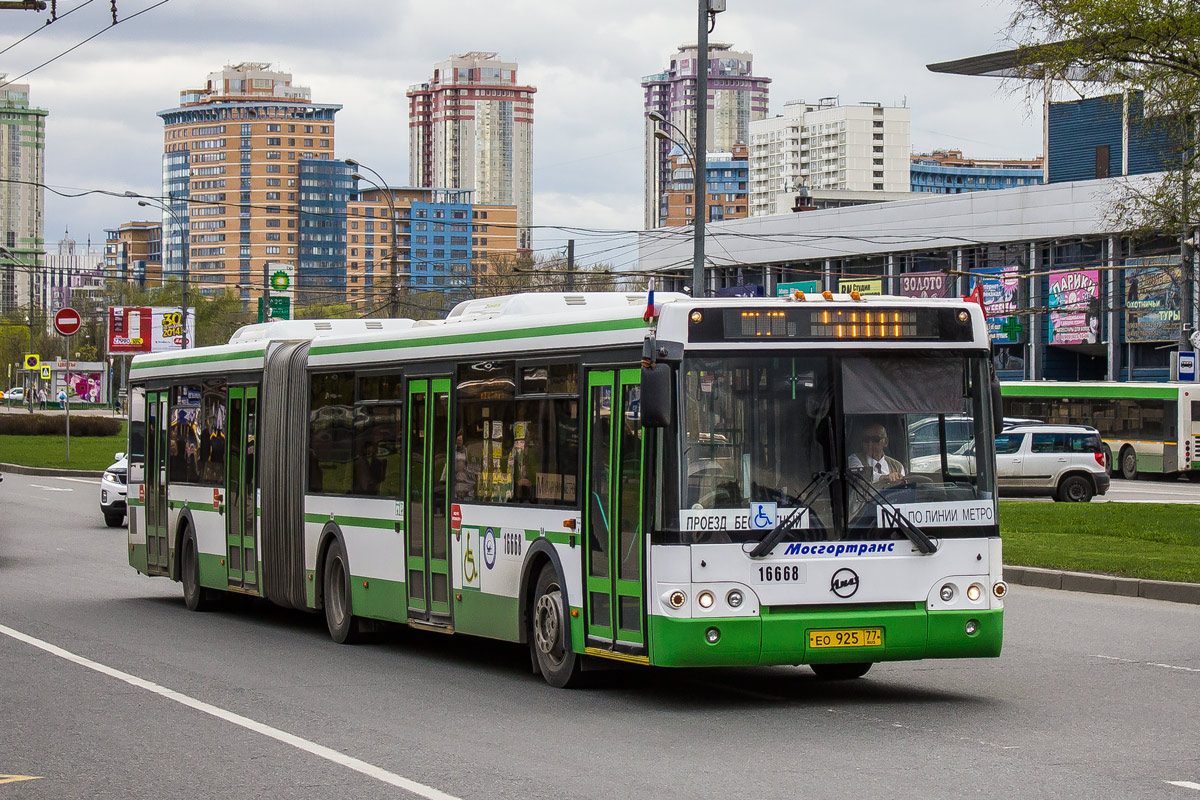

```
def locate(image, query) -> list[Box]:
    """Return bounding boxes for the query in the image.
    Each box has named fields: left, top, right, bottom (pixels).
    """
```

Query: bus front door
left=405, top=378, right=452, bottom=626
left=225, top=386, right=259, bottom=591
left=145, top=390, right=169, bottom=575
left=583, top=368, right=646, bottom=655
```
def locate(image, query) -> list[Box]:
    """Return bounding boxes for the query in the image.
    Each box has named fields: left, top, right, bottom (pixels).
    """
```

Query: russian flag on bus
left=644, top=279, right=661, bottom=322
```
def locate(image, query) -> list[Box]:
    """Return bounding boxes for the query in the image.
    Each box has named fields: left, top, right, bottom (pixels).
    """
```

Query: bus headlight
left=726, top=589, right=744, bottom=608
left=993, top=581, right=1008, bottom=599
left=967, top=583, right=982, bottom=602
left=939, top=583, right=955, bottom=602
left=705, top=627, right=721, bottom=644
left=667, top=590, right=686, bottom=609
left=965, top=619, right=979, bottom=635
left=697, top=590, right=714, bottom=609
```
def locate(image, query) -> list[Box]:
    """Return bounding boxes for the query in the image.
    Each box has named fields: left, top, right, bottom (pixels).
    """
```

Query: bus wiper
left=748, top=470, right=834, bottom=559
left=844, top=470, right=938, bottom=554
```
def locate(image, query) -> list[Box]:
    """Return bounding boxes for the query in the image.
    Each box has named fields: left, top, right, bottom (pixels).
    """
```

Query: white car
left=100, top=453, right=128, bottom=527
left=3, top=387, right=25, bottom=402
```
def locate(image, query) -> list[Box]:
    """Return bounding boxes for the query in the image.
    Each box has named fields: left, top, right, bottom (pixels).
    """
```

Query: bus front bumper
left=647, top=605, right=1003, bottom=668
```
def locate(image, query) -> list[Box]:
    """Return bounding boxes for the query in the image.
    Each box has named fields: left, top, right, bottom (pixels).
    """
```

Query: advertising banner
left=1124, top=256, right=1182, bottom=342
left=776, top=280, right=821, bottom=296
left=898, top=271, right=949, bottom=298
left=67, top=372, right=103, bottom=403
left=107, top=306, right=195, bottom=354
left=1048, top=269, right=1101, bottom=344
left=971, top=267, right=1021, bottom=343
left=838, top=277, right=883, bottom=295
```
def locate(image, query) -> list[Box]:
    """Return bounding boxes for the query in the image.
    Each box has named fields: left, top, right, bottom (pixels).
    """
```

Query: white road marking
left=29, top=484, right=72, bottom=492
left=0, top=623, right=462, bottom=800
left=1094, top=654, right=1200, bottom=673
left=53, top=476, right=98, bottom=485
left=1165, top=781, right=1200, bottom=791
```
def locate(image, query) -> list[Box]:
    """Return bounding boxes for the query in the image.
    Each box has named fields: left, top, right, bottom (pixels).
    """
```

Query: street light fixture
left=345, top=158, right=403, bottom=318
left=125, top=191, right=189, bottom=349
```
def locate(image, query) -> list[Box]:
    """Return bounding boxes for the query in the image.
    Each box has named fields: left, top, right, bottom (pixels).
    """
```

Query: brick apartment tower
left=159, top=63, right=350, bottom=305
left=407, top=53, right=535, bottom=251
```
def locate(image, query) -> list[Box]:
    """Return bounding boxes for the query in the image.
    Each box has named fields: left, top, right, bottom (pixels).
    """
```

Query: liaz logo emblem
left=830, top=568, right=860, bottom=598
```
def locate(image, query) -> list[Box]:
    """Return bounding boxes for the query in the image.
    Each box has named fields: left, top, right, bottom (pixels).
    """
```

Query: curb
left=1004, top=565, right=1200, bottom=605
left=0, top=462, right=103, bottom=478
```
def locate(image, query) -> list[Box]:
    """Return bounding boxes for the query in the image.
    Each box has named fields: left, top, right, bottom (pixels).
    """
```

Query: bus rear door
left=145, top=389, right=169, bottom=575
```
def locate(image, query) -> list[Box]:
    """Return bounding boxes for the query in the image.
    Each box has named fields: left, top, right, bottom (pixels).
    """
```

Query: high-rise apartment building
left=0, top=77, right=47, bottom=314
left=407, top=53, right=535, bottom=250
left=748, top=99, right=911, bottom=217
left=347, top=186, right=518, bottom=314
left=39, top=232, right=105, bottom=318
left=642, top=43, right=770, bottom=229
left=158, top=63, right=346, bottom=304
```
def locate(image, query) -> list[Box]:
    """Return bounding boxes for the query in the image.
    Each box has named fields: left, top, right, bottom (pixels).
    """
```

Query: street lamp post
left=648, top=112, right=704, bottom=295
left=126, top=192, right=189, bottom=349
left=0, top=245, right=37, bottom=413
left=345, top=159, right=402, bottom=318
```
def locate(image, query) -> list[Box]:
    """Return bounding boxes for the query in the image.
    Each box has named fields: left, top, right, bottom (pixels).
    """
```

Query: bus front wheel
left=323, top=539, right=360, bottom=644
left=1120, top=446, right=1139, bottom=480
left=810, top=662, right=873, bottom=680
left=531, top=565, right=582, bottom=688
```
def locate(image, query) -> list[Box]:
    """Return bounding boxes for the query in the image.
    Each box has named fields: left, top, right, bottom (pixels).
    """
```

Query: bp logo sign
left=271, top=270, right=290, bottom=292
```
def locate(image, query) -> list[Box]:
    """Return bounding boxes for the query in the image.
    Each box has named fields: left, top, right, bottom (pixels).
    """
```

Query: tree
left=472, top=252, right=623, bottom=297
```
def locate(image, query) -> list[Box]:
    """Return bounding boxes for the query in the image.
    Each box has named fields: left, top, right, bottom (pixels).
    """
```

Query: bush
left=0, top=414, right=121, bottom=436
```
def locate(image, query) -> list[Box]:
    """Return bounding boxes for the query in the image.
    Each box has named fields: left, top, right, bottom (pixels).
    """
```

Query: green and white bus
left=127, top=291, right=1006, bottom=687
left=1002, top=381, right=1200, bottom=480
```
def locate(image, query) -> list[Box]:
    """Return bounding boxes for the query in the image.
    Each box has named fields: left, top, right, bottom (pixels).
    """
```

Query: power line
left=0, top=0, right=96, bottom=58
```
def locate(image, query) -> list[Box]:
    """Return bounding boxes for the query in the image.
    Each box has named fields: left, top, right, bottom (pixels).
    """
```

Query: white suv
left=994, top=424, right=1110, bottom=502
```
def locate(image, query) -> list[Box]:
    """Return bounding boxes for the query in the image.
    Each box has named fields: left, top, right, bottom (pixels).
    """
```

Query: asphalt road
left=1, top=472, right=1198, bottom=799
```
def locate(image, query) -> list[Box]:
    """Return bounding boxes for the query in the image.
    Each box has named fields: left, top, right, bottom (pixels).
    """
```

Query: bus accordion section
left=125, top=292, right=1006, bottom=687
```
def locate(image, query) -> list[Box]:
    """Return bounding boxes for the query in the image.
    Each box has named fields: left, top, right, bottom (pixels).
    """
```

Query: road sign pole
left=64, top=334, right=70, bottom=463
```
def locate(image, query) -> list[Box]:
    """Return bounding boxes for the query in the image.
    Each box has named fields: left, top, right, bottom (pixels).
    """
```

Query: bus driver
left=847, top=421, right=905, bottom=486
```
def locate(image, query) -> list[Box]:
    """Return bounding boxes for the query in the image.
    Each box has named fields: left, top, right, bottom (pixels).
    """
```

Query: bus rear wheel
left=181, top=527, right=212, bottom=612
left=1120, top=446, right=1138, bottom=480
left=810, top=662, right=872, bottom=680
left=323, top=539, right=360, bottom=644
left=531, top=565, right=582, bottom=688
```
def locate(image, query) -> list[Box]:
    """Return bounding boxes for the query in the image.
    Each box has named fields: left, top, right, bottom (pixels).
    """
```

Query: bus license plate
left=808, top=628, right=883, bottom=649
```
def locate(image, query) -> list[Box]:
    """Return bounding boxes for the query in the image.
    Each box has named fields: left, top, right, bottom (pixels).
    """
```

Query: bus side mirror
left=991, top=376, right=1004, bottom=435
left=641, top=364, right=672, bottom=428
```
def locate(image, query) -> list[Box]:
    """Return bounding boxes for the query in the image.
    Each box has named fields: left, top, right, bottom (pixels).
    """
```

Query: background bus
left=1001, top=381, right=1200, bottom=480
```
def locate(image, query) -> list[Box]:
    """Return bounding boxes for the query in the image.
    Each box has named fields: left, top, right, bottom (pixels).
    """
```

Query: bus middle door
left=225, top=386, right=259, bottom=591
left=145, top=390, right=169, bottom=575
left=583, top=368, right=646, bottom=656
left=405, top=378, right=452, bottom=627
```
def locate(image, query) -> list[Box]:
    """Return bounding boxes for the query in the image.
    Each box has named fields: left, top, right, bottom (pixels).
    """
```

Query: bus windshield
left=681, top=352, right=996, bottom=542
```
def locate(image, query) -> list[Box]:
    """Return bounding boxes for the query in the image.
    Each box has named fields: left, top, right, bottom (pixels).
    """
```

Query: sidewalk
left=1003, top=565, right=1200, bottom=605
left=0, top=405, right=120, bottom=417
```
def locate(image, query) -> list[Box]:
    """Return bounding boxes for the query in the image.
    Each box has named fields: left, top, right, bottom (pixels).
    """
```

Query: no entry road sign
left=54, top=307, right=82, bottom=337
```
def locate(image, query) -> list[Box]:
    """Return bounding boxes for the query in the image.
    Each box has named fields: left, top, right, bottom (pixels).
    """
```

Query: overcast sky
left=3, top=0, right=1043, bottom=271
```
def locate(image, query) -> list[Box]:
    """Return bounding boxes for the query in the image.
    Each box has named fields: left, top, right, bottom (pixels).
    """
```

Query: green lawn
left=0, top=423, right=127, bottom=471
left=1000, top=501, right=1200, bottom=583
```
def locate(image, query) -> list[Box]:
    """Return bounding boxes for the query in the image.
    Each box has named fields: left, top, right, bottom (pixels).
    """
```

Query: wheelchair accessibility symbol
left=749, top=502, right=777, bottom=531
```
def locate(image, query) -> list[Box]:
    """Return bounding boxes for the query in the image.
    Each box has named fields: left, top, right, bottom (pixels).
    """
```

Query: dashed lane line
left=1094, top=654, right=1200, bottom=673
left=1165, top=781, right=1200, bottom=791
left=52, top=476, right=98, bottom=485
left=28, top=484, right=72, bottom=492
left=0, top=623, right=461, bottom=800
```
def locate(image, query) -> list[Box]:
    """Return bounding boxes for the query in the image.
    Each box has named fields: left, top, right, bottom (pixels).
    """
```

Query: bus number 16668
left=757, top=565, right=801, bottom=582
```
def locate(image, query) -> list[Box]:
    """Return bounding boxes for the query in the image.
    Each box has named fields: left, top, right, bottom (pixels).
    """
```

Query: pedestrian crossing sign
left=40, top=365, right=50, bottom=379
left=24, top=353, right=39, bottom=370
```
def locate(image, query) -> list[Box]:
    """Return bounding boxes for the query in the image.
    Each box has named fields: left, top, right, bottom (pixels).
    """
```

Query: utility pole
left=28, top=260, right=34, bottom=413
left=693, top=0, right=709, bottom=298
left=566, top=239, right=575, bottom=290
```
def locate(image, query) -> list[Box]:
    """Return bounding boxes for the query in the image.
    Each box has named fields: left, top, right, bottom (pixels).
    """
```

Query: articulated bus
left=126, top=292, right=1006, bottom=687
left=1002, top=382, right=1200, bottom=480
